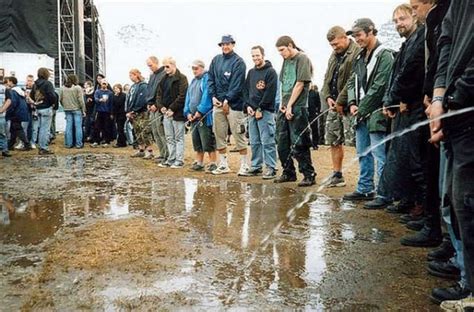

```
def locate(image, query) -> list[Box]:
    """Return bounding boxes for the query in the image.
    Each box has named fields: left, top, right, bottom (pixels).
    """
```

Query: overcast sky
left=94, top=0, right=402, bottom=86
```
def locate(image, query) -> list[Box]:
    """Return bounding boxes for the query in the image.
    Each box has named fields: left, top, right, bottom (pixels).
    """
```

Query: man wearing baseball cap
left=208, top=34, right=248, bottom=175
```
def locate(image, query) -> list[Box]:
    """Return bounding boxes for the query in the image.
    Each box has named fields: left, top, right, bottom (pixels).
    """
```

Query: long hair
left=37, top=67, right=50, bottom=80
left=64, top=74, right=78, bottom=88
left=275, top=35, right=303, bottom=52
left=129, top=68, right=144, bottom=82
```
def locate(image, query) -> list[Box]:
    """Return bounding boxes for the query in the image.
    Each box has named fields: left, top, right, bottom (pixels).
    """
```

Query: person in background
left=0, top=81, right=9, bottom=157
left=83, top=80, right=95, bottom=143
left=92, top=79, right=113, bottom=147
left=59, top=74, right=85, bottom=149
left=30, top=67, right=57, bottom=155
left=112, top=83, right=127, bottom=148
left=307, top=84, right=321, bottom=150
left=24, top=74, right=37, bottom=149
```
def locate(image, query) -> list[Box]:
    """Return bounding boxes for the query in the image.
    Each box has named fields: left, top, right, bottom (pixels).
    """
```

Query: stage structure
left=0, top=0, right=105, bottom=86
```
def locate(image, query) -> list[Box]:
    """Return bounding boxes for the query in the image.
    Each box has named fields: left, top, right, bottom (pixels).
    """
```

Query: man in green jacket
left=342, top=18, right=394, bottom=201
left=321, top=26, right=360, bottom=188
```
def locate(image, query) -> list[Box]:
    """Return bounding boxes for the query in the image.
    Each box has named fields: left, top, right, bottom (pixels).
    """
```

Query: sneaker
left=298, top=176, right=316, bottom=187
left=170, top=162, right=184, bottom=169
left=274, top=174, right=297, bottom=183
left=206, top=163, right=218, bottom=173
left=326, top=174, right=346, bottom=187
left=90, top=142, right=99, bottom=148
left=190, top=163, right=205, bottom=171
left=212, top=165, right=231, bottom=175
left=101, top=143, right=109, bottom=148
left=30, top=143, right=37, bottom=149
left=143, top=152, right=154, bottom=160
left=38, top=149, right=54, bottom=155
left=239, top=167, right=262, bottom=177
left=342, top=191, right=375, bottom=201
left=237, top=165, right=250, bottom=176
left=131, top=151, right=145, bottom=158
left=439, top=296, right=474, bottom=311
left=14, top=142, right=24, bottom=150
left=262, top=168, right=277, bottom=180
left=158, top=161, right=171, bottom=168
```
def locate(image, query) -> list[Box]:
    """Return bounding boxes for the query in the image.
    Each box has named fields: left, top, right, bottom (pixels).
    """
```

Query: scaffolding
left=84, top=0, right=106, bottom=82
left=59, top=0, right=76, bottom=85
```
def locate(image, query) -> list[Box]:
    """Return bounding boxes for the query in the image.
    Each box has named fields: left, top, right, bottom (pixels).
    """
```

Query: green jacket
left=347, top=43, right=394, bottom=132
left=321, top=40, right=360, bottom=106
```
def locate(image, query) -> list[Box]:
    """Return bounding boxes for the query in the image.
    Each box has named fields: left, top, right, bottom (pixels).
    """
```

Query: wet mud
left=0, top=153, right=446, bottom=310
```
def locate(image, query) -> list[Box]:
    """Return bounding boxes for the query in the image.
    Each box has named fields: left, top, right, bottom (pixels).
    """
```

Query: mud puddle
left=0, top=154, right=442, bottom=310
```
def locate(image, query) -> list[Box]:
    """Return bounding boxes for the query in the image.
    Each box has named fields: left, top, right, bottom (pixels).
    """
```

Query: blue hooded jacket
left=184, top=71, right=213, bottom=127
left=208, top=51, right=246, bottom=111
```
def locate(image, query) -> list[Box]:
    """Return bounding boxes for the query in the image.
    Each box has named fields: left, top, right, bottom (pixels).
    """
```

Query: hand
left=383, top=107, right=396, bottom=119
left=160, top=107, right=167, bottom=114
left=187, top=114, right=194, bottom=122
left=425, top=103, right=431, bottom=118
left=212, top=97, right=222, bottom=107
left=222, top=100, right=230, bottom=115
left=279, top=106, right=287, bottom=114
left=336, top=103, right=344, bottom=115
left=350, top=105, right=358, bottom=116
left=110, top=114, right=114, bottom=120
left=429, top=101, right=445, bottom=146
left=423, top=95, right=432, bottom=109
left=194, top=111, right=202, bottom=120
left=400, top=102, right=409, bottom=114
left=166, top=110, right=174, bottom=117
left=126, top=112, right=135, bottom=120
left=285, top=106, right=294, bottom=120
left=83, top=112, right=86, bottom=117
left=327, top=98, right=336, bottom=110
left=247, top=107, right=255, bottom=116
left=255, top=109, right=263, bottom=120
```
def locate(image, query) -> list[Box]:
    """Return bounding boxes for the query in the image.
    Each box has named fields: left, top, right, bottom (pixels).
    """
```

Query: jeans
left=37, top=107, right=53, bottom=150
left=248, top=110, right=277, bottom=170
left=65, top=110, right=83, bottom=148
left=0, top=117, right=7, bottom=152
left=31, top=114, right=39, bottom=144
left=355, top=121, right=386, bottom=194
left=150, top=111, right=169, bottom=159
left=124, top=119, right=134, bottom=145
left=163, top=117, right=185, bottom=164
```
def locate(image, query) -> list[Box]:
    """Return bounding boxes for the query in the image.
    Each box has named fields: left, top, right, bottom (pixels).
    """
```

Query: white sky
left=94, top=0, right=402, bottom=86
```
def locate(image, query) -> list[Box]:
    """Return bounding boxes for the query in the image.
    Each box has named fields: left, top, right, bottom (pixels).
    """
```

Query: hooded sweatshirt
left=31, top=78, right=57, bottom=110
left=243, top=60, right=278, bottom=112
left=6, top=87, right=30, bottom=122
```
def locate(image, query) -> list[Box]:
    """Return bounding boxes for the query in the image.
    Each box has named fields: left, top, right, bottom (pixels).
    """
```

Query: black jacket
left=384, top=26, right=426, bottom=109
left=156, top=69, right=188, bottom=121
left=434, top=0, right=474, bottom=109
left=113, top=92, right=126, bottom=117
left=146, top=67, right=166, bottom=105
left=243, top=60, right=277, bottom=112
left=424, top=0, right=451, bottom=98
left=31, top=78, right=57, bottom=110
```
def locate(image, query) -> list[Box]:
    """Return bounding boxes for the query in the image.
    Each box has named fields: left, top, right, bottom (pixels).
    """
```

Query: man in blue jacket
left=184, top=60, right=217, bottom=172
left=208, top=34, right=248, bottom=175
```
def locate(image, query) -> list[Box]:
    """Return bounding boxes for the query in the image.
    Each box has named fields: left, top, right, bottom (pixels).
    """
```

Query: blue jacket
left=184, top=72, right=213, bottom=127
left=6, top=87, right=30, bottom=122
left=208, top=51, right=246, bottom=111
left=125, top=81, right=148, bottom=113
left=94, top=89, right=114, bottom=113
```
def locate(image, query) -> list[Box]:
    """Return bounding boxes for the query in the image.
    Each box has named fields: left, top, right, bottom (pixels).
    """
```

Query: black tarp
left=0, top=0, right=58, bottom=59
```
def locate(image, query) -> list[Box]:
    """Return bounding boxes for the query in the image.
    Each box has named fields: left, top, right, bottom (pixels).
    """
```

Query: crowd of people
left=0, top=0, right=472, bottom=309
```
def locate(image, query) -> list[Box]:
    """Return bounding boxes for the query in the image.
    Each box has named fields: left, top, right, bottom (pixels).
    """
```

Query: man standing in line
left=274, top=35, right=316, bottom=187
left=342, top=19, right=394, bottom=201
left=241, top=45, right=278, bottom=179
left=321, top=26, right=360, bottom=188
left=145, top=56, right=168, bottom=163
left=208, top=34, right=248, bottom=175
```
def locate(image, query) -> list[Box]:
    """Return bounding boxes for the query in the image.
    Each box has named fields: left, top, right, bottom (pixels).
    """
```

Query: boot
left=428, top=260, right=461, bottom=280
left=400, top=225, right=442, bottom=247
left=399, top=203, right=424, bottom=224
left=406, top=218, right=426, bottom=231
left=428, top=238, right=455, bottom=262
left=386, top=198, right=414, bottom=214
left=430, top=283, right=471, bottom=304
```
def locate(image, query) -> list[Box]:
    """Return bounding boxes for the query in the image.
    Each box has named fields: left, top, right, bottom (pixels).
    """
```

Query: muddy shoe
left=298, top=176, right=315, bottom=187
left=428, top=260, right=461, bottom=280
left=400, top=226, right=442, bottom=247
left=428, top=239, right=455, bottom=262
left=343, top=191, right=375, bottom=201
left=262, top=168, right=277, bottom=180
left=386, top=199, right=414, bottom=214
left=190, top=163, right=205, bottom=171
left=38, top=149, right=54, bottom=155
left=439, top=296, right=474, bottom=311
left=131, top=150, right=145, bottom=158
left=431, top=283, right=471, bottom=305
left=327, top=174, right=346, bottom=187
left=2, top=151, right=11, bottom=157
left=364, top=197, right=392, bottom=210
left=239, top=167, right=262, bottom=177
left=212, top=165, right=231, bottom=175
left=406, top=218, right=426, bottom=231
left=206, top=163, right=218, bottom=173
left=274, top=174, right=297, bottom=183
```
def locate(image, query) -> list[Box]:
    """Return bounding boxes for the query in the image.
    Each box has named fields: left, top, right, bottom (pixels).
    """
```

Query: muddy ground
left=0, top=135, right=448, bottom=311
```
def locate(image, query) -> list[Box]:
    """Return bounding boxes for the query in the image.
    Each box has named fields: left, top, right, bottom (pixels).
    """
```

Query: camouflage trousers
left=324, top=110, right=356, bottom=147
left=133, top=112, right=154, bottom=147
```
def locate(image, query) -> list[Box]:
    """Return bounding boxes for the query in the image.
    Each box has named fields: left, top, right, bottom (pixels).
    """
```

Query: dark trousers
left=8, top=120, right=29, bottom=148
left=115, top=115, right=127, bottom=146
left=93, top=111, right=112, bottom=144
left=308, top=106, right=320, bottom=147
left=445, top=112, right=474, bottom=290
left=84, top=113, right=95, bottom=140
left=276, top=107, right=315, bottom=178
